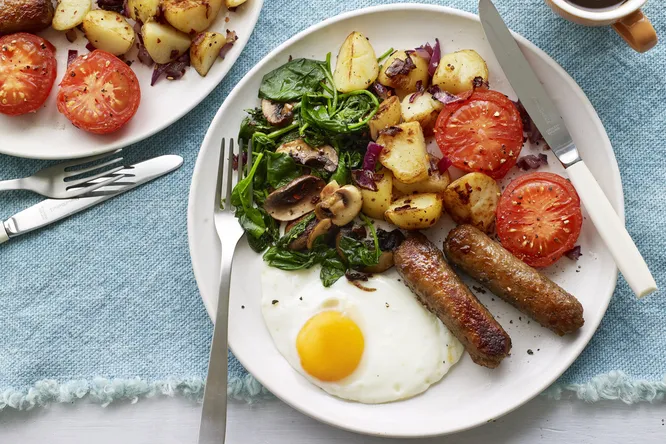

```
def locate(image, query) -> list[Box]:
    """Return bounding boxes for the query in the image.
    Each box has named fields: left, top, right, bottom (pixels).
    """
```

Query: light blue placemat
left=1, top=0, right=665, bottom=410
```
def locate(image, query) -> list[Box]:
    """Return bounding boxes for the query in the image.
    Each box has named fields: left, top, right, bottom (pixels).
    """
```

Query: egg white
left=261, top=264, right=464, bottom=404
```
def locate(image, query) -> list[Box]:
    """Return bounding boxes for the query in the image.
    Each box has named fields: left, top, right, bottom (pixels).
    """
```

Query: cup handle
left=612, top=9, right=658, bottom=53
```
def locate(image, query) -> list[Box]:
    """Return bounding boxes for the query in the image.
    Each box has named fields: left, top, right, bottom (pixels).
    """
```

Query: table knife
left=479, top=0, right=656, bottom=297
left=0, top=155, right=183, bottom=244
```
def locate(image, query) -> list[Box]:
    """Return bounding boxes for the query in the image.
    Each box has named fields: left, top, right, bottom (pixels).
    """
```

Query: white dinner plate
left=0, top=0, right=263, bottom=160
left=188, top=4, right=622, bottom=438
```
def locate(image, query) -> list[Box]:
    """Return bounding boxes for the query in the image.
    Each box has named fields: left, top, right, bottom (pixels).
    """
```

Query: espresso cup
left=545, top=0, right=657, bottom=52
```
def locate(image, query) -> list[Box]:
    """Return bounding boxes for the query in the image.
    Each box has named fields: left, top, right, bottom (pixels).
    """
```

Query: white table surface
left=2, top=395, right=665, bottom=443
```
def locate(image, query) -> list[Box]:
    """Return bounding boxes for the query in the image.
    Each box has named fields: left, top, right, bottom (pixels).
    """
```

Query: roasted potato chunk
left=82, top=10, right=135, bottom=56
left=400, top=92, right=444, bottom=135
left=393, top=169, right=451, bottom=195
left=360, top=168, right=393, bottom=220
left=190, top=32, right=227, bottom=77
left=442, top=172, right=500, bottom=233
left=368, top=96, right=401, bottom=140
left=142, top=21, right=191, bottom=64
left=377, top=122, right=429, bottom=184
left=162, top=0, right=223, bottom=34
left=52, top=0, right=91, bottom=31
left=385, top=193, right=444, bottom=230
left=377, top=50, right=429, bottom=98
left=333, top=31, right=379, bottom=93
left=433, top=49, right=489, bottom=94
left=225, top=0, right=247, bottom=6
left=127, top=0, right=161, bottom=24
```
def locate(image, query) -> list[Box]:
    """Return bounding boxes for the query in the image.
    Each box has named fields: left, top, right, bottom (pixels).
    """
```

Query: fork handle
left=198, top=245, right=235, bottom=444
left=0, top=179, right=28, bottom=192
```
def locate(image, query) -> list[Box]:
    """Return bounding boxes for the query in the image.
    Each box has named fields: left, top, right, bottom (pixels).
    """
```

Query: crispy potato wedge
left=333, top=31, right=379, bottom=93
left=142, top=21, right=191, bottom=64
left=393, top=169, right=451, bottom=195
left=400, top=91, right=444, bottom=135
left=82, top=10, right=135, bottom=56
left=225, top=0, right=247, bottom=7
left=443, top=172, right=500, bottom=233
left=190, top=31, right=227, bottom=76
left=385, top=193, right=443, bottom=230
left=360, top=168, right=393, bottom=220
left=52, top=0, right=91, bottom=31
left=127, top=0, right=161, bottom=24
left=162, top=0, right=223, bottom=34
left=433, top=49, right=489, bottom=94
left=377, top=121, right=429, bottom=184
left=377, top=50, right=429, bottom=98
left=368, top=96, right=401, bottom=140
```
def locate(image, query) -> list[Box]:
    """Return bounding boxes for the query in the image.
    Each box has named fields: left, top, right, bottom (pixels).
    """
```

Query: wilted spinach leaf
left=259, top=58, right=327, bottom=102
left=266, top=151, right=301, bottom=189
left=263, top=234, right=345, bottom=287
left=338, top=215, right=380, bottom=269
left=330, top=150, right=362, bottom=185
left=238, top=108, right=277, bottom=141
left=301, top=91, right=379, bottom=134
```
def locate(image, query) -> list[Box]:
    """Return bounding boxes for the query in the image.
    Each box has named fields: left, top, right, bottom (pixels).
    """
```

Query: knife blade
left=0, top=155, right=183, bottom=243
left=479, top=0, right=656, bottom=297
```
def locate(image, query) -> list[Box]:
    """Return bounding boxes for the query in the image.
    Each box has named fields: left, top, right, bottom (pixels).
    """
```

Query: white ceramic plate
left=0, top=0, right=263, bottom=160
left=188, top=4, right=622, bottom=438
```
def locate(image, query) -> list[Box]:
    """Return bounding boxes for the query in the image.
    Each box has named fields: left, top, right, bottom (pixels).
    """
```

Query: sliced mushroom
left=276, top=139, right=338, bottom=173
left=315, top=184, right=363, bottom=226
left=285, top=214, right=318, bottom=250
left=263, top=175, right=326, bottom=222
left=261, top=99, right=294, bottom=126
left=307, top=218, right=336, bottom=250
left=320, top=180, right=340, bottom=199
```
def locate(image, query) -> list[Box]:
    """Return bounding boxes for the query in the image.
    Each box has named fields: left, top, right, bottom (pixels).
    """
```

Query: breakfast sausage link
left=394, top=232, right=511, bottom=369
left=444, top=225, right=584, bottom=336
left=0, top=0, right=54, bottom=35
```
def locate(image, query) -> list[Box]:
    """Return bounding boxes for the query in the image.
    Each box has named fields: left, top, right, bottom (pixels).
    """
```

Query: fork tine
left=247, top=139, right=253, bottom=198
left=237, top=138, right=244, bottom=180
left=73, top=174, right=127, bottom=195
left=215, top=139, right=225, bottom=210
left=65, top=156, right=124, bottom=178
left=225, top=139, right=234, bottom=210
left=65, top=165, right=125, bottom=188
left=61, top=149, right=123, bottom=170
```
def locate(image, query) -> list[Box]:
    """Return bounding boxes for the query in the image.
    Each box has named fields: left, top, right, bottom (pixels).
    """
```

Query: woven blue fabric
left=1, top=0, right=665, bottom=410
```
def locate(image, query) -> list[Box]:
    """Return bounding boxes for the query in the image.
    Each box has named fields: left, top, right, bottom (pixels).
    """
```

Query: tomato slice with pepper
left=0, top=33, right=57, bottom=116
left=434, top=89, right=524, bottom=179
left=57, top=50, right=140, bottom=134
left=496, top=172, right=583, bottom=268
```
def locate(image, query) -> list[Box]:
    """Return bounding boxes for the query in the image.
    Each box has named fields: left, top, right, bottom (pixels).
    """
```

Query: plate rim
left=0, top=0, right=264, bottom=160
left=188, top=3, right=622, bottom=437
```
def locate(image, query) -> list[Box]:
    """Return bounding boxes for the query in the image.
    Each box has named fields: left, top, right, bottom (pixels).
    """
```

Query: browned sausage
left=0, top=0, right=54, bottom=35
left=444, top=225, right=584, bottom=336
left=394, top=232, right=511, bottom=368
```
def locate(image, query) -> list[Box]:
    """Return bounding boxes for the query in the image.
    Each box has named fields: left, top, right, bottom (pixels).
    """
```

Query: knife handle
left=0, top=223, right=8, bottom=244
left=566, top=161, right=656, bottom=297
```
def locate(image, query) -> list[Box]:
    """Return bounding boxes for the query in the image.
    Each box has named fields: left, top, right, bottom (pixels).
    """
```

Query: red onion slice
left=516, top=154, right=548, bottom=171
left=352, top=170, right=381, bottom=191
left=564, top=245, right=582, bottom=261
left=363, top=142, right=383, bottom=171
left=428, top=38, right=441, bottom=77
left=67, top=50, right=78, bottom=67
left=436, top=156, right=452, bottom=173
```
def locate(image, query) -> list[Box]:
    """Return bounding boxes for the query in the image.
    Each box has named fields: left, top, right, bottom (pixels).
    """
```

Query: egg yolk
left=296, top=311, right=364, bottom=382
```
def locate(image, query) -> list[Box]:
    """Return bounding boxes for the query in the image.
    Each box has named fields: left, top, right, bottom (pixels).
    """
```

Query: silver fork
left=198, top=138, right=252, bottom=444
left=0, top=150, right=126, bottom=198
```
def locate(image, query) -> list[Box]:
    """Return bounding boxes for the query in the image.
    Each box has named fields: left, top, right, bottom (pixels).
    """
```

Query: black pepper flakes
left=271, top=300, right=279, bottom=305
left=527, top=349, right=534, bottom=355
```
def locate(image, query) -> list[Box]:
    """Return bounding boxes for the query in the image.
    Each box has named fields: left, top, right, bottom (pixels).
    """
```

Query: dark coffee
left=565, top=0, right=626, bottom=10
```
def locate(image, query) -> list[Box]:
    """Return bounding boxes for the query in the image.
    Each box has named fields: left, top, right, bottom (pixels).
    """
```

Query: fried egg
left=261, top=264, right=464, bottom=404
